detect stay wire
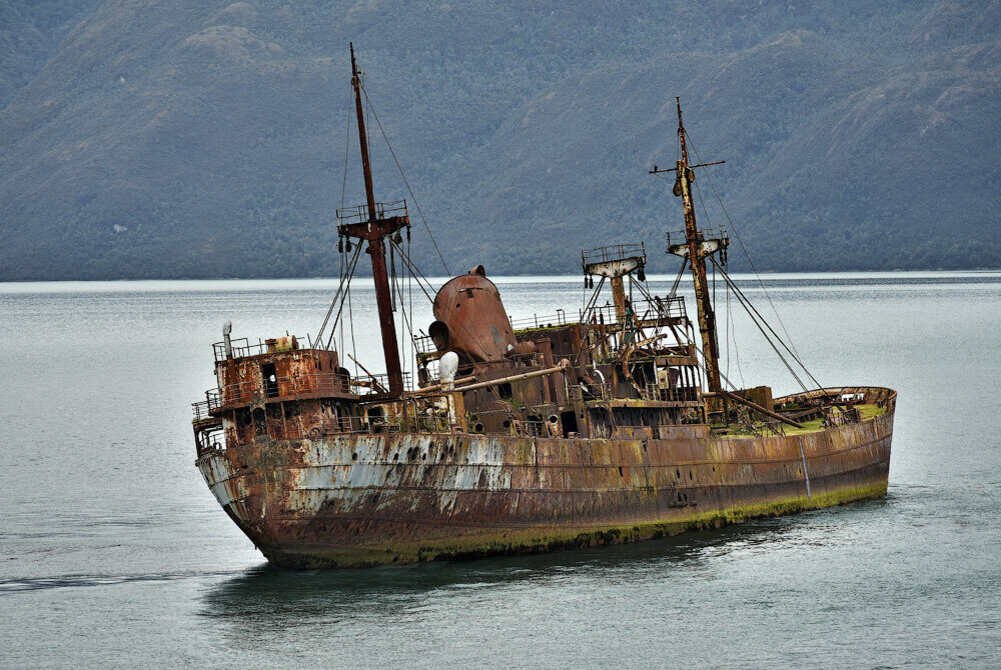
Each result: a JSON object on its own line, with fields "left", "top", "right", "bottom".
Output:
{"left": 392, "top": 259, "right": 418, "bottom": 385}
{"left": 711, "top": 257, "right": 818, "bottom": 393}
{"left": 317, "top": 243, "right": 363, "bottom": 344}
{"left": 361, "top": 84, "right": 450, "bottom": 275}
{"left": 389, "top": 239, "right": 437, "bottom": 304}
{"left": 348, "top": 276, "right": 358, "bottom": 376}
{"left": 713, "top": 260, "right": 808, "bottom": 392}
{"left": 390, "top": 238, "right": 484, "bottom": 357}
{"left": 725, "top": 278, "right": 730, "bottom": 380}
{"left": 340, "top": 85, "right": 352, "bottom": 212}
{"left": 319, "top": 85, "right": 358, "bottom": 349}
{"left": 685, "top": 336, "right": 740, "bottom": 394}
{"left": 726, "top": 280, "right": 746, "bottom": 387}
{"left": 685, "top": 130, "right": 802, "bottom": 359}
{"left": 322, "top": 245, "right": 363, "bottom": 349}
{"left": 338, "top": 242, "right": 346, "bottom": 355}
{"left": 408, "top": 230, "right": 415, "bottom": 384}
{"left": 573, "top": 277, "right": 609, "bottom": 368}
{"left": 669, "top": 259, "right": 687, "bottom": 298}
{"left": 711, "top": 256, "right": 822, "bottom": 389}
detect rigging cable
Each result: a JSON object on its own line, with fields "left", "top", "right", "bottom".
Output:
{"left": 678, "top": 128, "right": 820, "bottom": 393}
{"left": 668, "top": 258, "right": 688, "bottom": 298}
{"left": 361, "top": 84, "right": 450, "bottom": 275}
{"left": 391, "top": 255, "right": 419, "bottom": 388}
{"left": 389, "top": 239, "right": 437, "bottom": 304}
{"left": 685, "top": 130, "right": 802, "bottom": 359}
{"left": 340, "top": 85, "right": 352, "bottom": 213}
{"left": 338, "top": 250, "right": 346, "bottom": 361}
{"left": 320, "top": 244, "right": 364, "bottom": 349}
{"left": 390, "top": 237, "right": 498, "bottom": 365}
{"left": 711, "top": 256, "right": 823, "bottom": 390}
{"left": 347, "top": 272, "right": 358, "bottom": 376}
{"left": 724, "top": 274, "right": 730, "bottom": 380}
{"left": 319, "top": 85, "right": 359, "bottom": 350}
{"left": 316, "top": 243, "right": 363, "bottom": 345}
{"left": 712, "top": 260, "right": 812, "bottom": 388}
{"left": 389, "top": 238, "right": 397, "bottom": 311}
{"left": 725, "top": 278, "right": 746, "bottom": 388}
{"left": 408, "top": 227, "right": 415, "bottom": 388}
{"left": 710, "top": 257, "right": 821, "bottom": 393}
{"left": 572, "top": 277, "right": 610, "bottom": 368}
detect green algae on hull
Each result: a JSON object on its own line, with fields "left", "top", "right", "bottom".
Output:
{"left": 264, "top": 481, "right": 889, "bottom": 569}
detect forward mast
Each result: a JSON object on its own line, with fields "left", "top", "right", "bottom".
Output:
{"left": 336, "top": 43, "right": 409, "bottom": 399}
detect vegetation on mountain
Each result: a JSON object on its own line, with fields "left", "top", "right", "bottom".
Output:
{"left": 0, "top": 0, "right": 998, "bottom": 279}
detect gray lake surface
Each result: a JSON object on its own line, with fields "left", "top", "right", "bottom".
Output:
{"left": 2, "top": 271, "right": 1000, "bottom": 668}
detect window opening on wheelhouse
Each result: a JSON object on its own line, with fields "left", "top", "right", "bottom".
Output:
{"left": 261, "top": 363, "right": 278, "bottom": 397}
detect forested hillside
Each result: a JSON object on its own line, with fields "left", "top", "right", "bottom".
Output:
{"left": 0, "top": 1, "right": 104, "bottom": 108}
{"left": 1, "top": 1, "right": 998, "bottom": 279}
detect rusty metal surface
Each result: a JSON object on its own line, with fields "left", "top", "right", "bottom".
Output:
{"left": 431, "top": 266, "right": 518, "bottom": 364}
{"left": 196, "top": 387, "right": 895, "bottom": 568}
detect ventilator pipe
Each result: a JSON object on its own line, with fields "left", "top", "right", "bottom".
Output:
{"left": 223, "top": 321, "right": 233, "bottom": 359}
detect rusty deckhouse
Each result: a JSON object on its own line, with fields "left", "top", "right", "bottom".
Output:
{"left": 191, "top": 47, "right": 895, "bottom": 569}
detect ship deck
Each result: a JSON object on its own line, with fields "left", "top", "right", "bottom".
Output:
{"left": 712, "top": 402, "right": 886, "bottom": 438}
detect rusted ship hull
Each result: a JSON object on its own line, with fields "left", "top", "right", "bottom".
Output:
{"left": 197, "top": 389, "right": 894, "bottom": 569}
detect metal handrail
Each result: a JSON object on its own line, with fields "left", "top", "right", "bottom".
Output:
{"left": 193, "top": 372, "right": 413, "bottom": 417}
{"left": 641, "top": 384, "right": 700, "bottom": 402}
{"left": 212, "top": 336, "right": 310, "bottom": 362}
{"left": 192, "top": 401, "right": 213, "bottom": 421}
{"left": 413, "top": 334, "right": 438, "bottom": 355}
{"left": 335, "top": 199, "right": 408, "bottom": 224}
{"left": 581, "top": 243, "right": 646, "bottom": 266}
{"left": 587, "top": 296, "right": 687, "bottom": 326}
{"left": 510, "top": 309, "right": 570, "bottom": 330}
{"left": 666, "top": 226, "right": 727, "bottom": 247}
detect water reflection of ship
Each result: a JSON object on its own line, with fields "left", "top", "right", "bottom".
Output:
{"left": 190, "top": 44, "right": 895, "bottom": 569}
{"left": 201, "top": 515, "right": 815, "bottom": 617}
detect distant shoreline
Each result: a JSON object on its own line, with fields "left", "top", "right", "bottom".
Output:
{"left": 3, "top": 268, "right": 1001, "bottom": 291}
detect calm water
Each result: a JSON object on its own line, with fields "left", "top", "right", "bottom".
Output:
{"left": 2, "top": 271, "right": 1000, "bottom": 668}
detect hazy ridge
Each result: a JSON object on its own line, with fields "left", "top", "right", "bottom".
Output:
{"left": 0, "top": 0, "right": 998, "bottom": 279}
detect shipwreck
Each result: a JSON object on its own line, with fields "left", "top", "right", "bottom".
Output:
{"left": 191, "top": 46, "right": 895, "bottom": 568}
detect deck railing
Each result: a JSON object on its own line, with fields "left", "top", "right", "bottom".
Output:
{"left": 641, "top": 384, "right": 701, "bottom": 402}
{"left": 510, "top": 309, "right": 570, "bottom": 330}
{"left": 193, "top": 372, "right": 413, "bottom": 418}
{"left": 581, "top": 243, "right": 646, "bottom": 266}
{"left": 586, "top": 296, "right": 687, "bottom": 326}
{"left": 335, "top": 199, "right": 408, "bottom": 225}
{"left": 212, "top": 336, "right": 315, "bottom": 362}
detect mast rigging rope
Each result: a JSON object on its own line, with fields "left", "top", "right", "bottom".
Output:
{"left": 361, "top": 84, "right": 450, "bottom": 276}
{"left": 685, "top": 130, "right": 803, "bottom": 360}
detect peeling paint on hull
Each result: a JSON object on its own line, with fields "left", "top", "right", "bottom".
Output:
{"left": 196, "top": 408, "right": 894, "bottom": 569}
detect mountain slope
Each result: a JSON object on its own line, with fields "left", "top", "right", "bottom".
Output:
{"left": 0, "top": 0, "right": 998, "bottom": 279}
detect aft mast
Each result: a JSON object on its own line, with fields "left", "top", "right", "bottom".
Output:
{"left": 337, "top": 43, "right": 409, "bottom": 399}
{"left": 650, "top": 98, "right": 728, "bottom": 393}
